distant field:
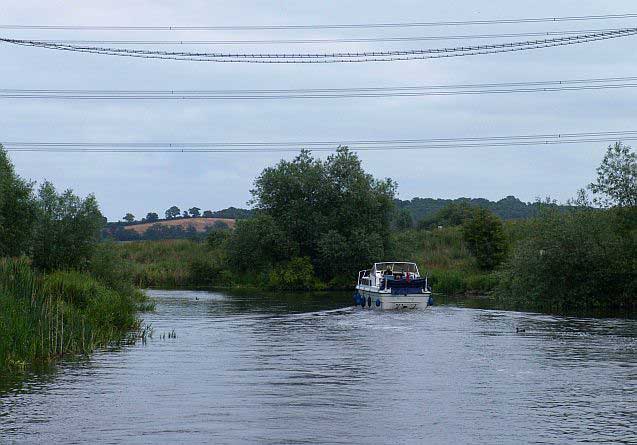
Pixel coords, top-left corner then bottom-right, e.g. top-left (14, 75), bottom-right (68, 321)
top-left (123, 217), bottom-right (236, 234)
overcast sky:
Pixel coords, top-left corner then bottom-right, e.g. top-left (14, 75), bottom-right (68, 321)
top-left (2, 1), bottom-right (636, 220)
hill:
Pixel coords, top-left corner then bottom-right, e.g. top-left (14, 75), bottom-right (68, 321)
top-left (122, 217), bottom-right (235, 234)
top-left (395, 195), bottom-right (563, 222)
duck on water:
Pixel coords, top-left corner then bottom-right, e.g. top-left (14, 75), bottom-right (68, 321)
top-left (354, 262), bottom-right (433, 310)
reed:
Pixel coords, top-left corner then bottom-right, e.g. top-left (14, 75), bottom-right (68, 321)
top-left (0, 258), bottom-right (149, 372)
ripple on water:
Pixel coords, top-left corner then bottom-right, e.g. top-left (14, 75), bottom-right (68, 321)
top-left (1, 289), bottom-right (636, 444)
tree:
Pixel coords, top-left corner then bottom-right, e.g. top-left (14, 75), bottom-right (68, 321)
top-left (461, 208), bottom-right (508, 271)
top-left (589, 142), bottom-right (637, 208)
top-left (0, 145), bottom-right (36, 257)
top-left (418, 201), bottom-right (476, 229)
top-left (226, 214), bottom-right (298, 271)
top-left (182, 211), bottom-right (190, 218)
top-left (145, 212), bottom-right (159, 222)
top-left (497, 205), bottom-right (635, 312)
top-left (395, 208), bottom-right (413, 230)
top-left (188, 207), bottom-right (201, 217)
top-left (122, 213), bottom-right (135, 223)
top-left (165, 206), bottom-right (180, 219)
top-left (202, 210), bottom-right (214, 218)
top-left (31, 181), bottom-right (104, 271)
top-left (250, 147), bottom-right (396, 278)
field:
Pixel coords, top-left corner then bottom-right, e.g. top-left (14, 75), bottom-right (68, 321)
top-left (122, 217), bottom-right (236, 234)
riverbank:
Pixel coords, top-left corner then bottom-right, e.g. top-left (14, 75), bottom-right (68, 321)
top-left (110, 226), bottom-right (500, 295)
top-left (0, 257), bottom-right (152, 373)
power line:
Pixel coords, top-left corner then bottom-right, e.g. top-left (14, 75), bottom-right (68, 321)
top-left (3, 130), bottom-right (634, 153)
top-left (3, 28), bottom-right (636, 63)
top-left (20, 28), bottom-right (627, 45)
top-left (3, 76), bottom-right (637, 100)
top-left (1, 13), bottom-right (637, 31)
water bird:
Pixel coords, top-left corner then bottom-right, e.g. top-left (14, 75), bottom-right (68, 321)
top-left (516, 327), bottom-right (526, 333)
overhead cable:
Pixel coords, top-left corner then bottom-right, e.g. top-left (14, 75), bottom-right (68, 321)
top-left (1, 13), bottom-right (637, 31)
top-left (3, 130), bottom-right (635, 153)
top-left (3, 76), bottom-right (637, 99)
top-left (2, 28), bottom-right (636, 63)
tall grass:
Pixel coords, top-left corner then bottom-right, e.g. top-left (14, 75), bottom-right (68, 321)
top-left (391, 227), bottom-right (498, 295)
top-left (111, 239), bottom-right (231, 288)
top-left (0, 258), bottom-right (148, 372)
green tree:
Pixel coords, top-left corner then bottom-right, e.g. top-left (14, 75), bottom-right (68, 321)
top-left (188, 207), bottom-right (201, 217)
top-left (0, 145), bottom-right (36, 257)
top-left (202, 210), bottom-right (214, 218)
top-left (31, 181), bottom-right (105, 271)
top-left (145, 212), bottom-right (159, 222)
top-left (226, 214), bottom-right (298, 272)
top-left (250, 147), bottom-right (396, 278)
top-left (461, 208), bottom-right (508, 270)
top-left (122, 213), bottom-right (135, 223)
top-left (418, 201), bottom-right (476, 229)
top-left (395, 208), bottom-right (414, 230)
top-left (589, 142), bottom-right (637, 208)
top-left (497, 205), bottom-right (635, 312)
top-left (165, 206), bottom-right (180, 219)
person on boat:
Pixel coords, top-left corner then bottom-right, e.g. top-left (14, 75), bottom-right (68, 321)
top-left (383, 266), bottom-right (392, 276)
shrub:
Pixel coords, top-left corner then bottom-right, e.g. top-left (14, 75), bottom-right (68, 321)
top-left (462, 208), bottom-right (508, 271)
top-left (267, 257), bottom-right (321, 291)
top-left (497, 206), bottom-right (636, 312)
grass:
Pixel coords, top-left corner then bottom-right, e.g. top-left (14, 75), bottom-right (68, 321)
top-left (111, 239), bottom-right (230, 288)
top-left (113, 227), bottom-right (504, 296)
top-left (391, 226), bottom-right (499, 296)
top-left (0, 257), bottom-right (151, 373)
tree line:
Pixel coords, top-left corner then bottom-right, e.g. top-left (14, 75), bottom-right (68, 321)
top-left (119, 206), bottom-right (252, 225)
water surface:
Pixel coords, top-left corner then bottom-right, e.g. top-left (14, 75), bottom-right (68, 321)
top-left (1, 290), bottom-right (636, 444)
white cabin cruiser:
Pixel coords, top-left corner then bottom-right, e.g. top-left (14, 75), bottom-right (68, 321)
top-left (354, 262), bottom-right (433, 310)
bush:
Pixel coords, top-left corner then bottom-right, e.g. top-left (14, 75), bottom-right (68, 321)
top-left (267, 257), bottom-right (322, 291)
top-left (31, 182), bottom-right (104, 271)
top-left (497, 206), bottom-right (636, 312)
top-left (462, 208), bottom-right (508, 271)
top-left (226, 214), bottom-right (298, 272)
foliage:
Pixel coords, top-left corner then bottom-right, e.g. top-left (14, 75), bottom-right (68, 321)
top-left (418, 201), bottom-right (476, 229)
top-left (202, 210), bottom-right (213, 217)
top-left (497, 206), bottom-right (636, 312)
top-left (123, 213), bottom-right (135, 223)
top-left (188, 207), bottom-right (201, 217)
top-left (394, 208), bottom-right (414, 230)
top-left (208, 206), bottom-right (253, 219)
top-left (31, 182), bottom-right (104, 271)
top-left (226, 214), bottom-right (298, 272)
top-left (267, 257), bottom-right (322, 291)
top-left (206, 229), bottom-right (230, 249)
top-left (0, 145), bottom-right (36, 257)
top-left (144, 212), bottom-right (159, 222)
top-left (250, 147), bottom-right (396, 279)
top-left (461, 208), bottom-right (508, 271)
top-left (396, 195), bottom-right (570, 224)
top-left (390, 227), bottom-right (498, 295)
top-left (588, 142), bottom-right (637, 208)
top-left (165, 206), bottom-right (180, 219)
top-left (0, 257), bottom-right (148, 372)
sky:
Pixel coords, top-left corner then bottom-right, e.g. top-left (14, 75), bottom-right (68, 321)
top-left (1, 1), bottom-right (636, 220)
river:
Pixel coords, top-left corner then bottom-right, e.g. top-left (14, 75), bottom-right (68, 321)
top-left (1, 290), bottom-right (636, 444)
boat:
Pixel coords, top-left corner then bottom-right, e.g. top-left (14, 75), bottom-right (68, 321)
top-left (354, 262), bottom-right (433, 310)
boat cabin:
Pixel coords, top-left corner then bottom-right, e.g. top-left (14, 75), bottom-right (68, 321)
top-left (358, 262), bottom-right (420, 288)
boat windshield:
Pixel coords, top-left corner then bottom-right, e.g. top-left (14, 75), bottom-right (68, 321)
top-left (374, 262), bottom-right (418, 274)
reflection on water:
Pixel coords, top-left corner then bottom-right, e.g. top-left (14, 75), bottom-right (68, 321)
top-left (1, 290), bottom-right (636, 444)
